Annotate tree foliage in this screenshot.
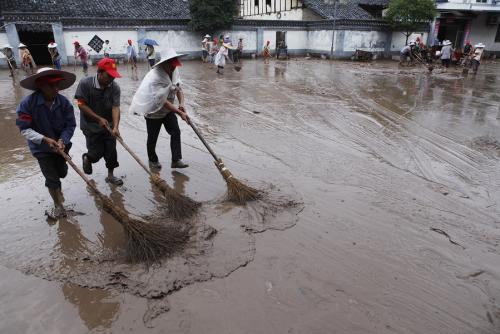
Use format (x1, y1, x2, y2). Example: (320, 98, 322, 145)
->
(385, 0, 437, 43)
(189, 0, 239, 32)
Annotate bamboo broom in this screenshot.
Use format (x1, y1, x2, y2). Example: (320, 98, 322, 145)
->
(59, 149, 188, 264)
(188, 121, 260, 204)
(107, 127, 200, 219)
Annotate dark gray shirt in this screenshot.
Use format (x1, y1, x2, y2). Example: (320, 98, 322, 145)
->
(75, 75, 120, 135)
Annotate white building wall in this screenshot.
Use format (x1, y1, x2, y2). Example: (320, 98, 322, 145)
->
(343, 31, 386, 52)
(230, 30, 259, 52)
(241, 0, 302, 18)
(307, 30, 335, 52)
(468, 13, 500, 52)
(63, 30, 138, 57)
(390, 32, 428, 51)
(286, 30, 308, 50)
(146, 30, 200, 53)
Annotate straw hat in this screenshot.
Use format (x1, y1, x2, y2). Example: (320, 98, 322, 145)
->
(20, 67, 76, 91)
(18, 43, 27, 48)
(443, 40, 452, 46)
(153, 49, 188, 68)
(48, 42, 58, 48)
(204, 34, 211, 38)
(409, 41, 416, 46)
(475, 43, 485, 48)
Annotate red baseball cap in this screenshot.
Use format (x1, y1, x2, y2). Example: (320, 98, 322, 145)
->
(97, 58, 121, 78)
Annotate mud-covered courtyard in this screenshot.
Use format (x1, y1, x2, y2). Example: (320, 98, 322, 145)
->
(1, 59, 499, 333)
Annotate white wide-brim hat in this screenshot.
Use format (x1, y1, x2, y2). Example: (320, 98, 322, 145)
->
(20, 67, 76, 91)
(475, 43, 485, 48)
(204, 34, 211, 38)
(18, 43, 27, 48)
(443, 40, 452, 46)
(48, 42, 58, 48)
(153, 49, 188, 68)
(3, 44, 13, 49)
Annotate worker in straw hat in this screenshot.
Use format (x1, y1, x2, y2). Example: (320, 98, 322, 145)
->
(73, 41, 89, 75)
(440, 40, 453, 69)
(472, 43, 485, 74)
(1, 44, 17, 77)
(48, 42, 62, 70)
(399, 41, 415, 66)
(75, 58, 124, 185)
(129, 49, 190, 170)
(201, 34, 210, 63)
(15, 67, 77, 219)
(18, 43, 36, 74)
(215, 41, 235, 74)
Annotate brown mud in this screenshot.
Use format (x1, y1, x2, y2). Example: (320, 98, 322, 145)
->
(0, 59, 499, 333)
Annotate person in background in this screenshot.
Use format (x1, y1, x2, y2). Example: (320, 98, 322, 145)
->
(129, 49, 190, 170)
(146, 43, 156, 68)
(399, 41, 415, 66)
(73, 41, 89, 75)
(16, 67, 77, 219)
(75, 58, 124, 185)
(126, 39, 137, 70)
(276, 40, 288, 60)
(19, 43, 36, 75)
(472, 43, 485, 74)
(263, 41, 271, 64)
(207, 37, 216, 65)
(201, 34, 210, 63)
(48, 42, 62, 70)
(463, 40, 472, 57)
(215, 41, 229, 74)
(1, 44, 17, 77)
(440, 40, 453, 69)
(234, 37, 243, 63)
(103, 40, 111, 58)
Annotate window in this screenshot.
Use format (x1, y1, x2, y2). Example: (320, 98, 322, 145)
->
(476, 0, 487, 3)
(255, 0, 259, 6)
(496, 25, 500, 42)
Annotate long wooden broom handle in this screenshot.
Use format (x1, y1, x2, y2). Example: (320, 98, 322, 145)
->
(105, 126, 152, 176)
(189, 121, 220, 162)
(58, 149, 103, 197)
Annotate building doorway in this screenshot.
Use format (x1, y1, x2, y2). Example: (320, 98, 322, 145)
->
(276, 31, 288, 59)
(17, 24, 55, 65)
(437, 17, 467, 48)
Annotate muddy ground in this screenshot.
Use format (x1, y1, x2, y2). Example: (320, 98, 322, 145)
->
(0, 59, 499, 333)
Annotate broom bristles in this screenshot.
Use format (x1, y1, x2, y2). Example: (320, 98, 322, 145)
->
(214, 159, 260, 204)
(99, 191, 189, 264)
(150, 174, 200, 219)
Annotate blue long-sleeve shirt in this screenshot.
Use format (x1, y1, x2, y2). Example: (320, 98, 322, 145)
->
(16, 91, 76, 157)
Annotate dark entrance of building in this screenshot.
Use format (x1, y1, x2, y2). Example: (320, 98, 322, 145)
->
(17, 24, 55, 65)
(437, 15, 470, 48)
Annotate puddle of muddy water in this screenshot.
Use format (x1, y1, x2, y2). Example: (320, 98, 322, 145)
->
(1, 59, 500, 333)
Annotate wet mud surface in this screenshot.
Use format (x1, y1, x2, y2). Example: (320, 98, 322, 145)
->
(1, 59, 500, 333)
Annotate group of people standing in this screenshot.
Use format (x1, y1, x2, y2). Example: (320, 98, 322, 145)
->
(15, 48, 190, 219)
(201, 34, 243, 74)
(1, 43, 37, 76)
(400, 36, 486, 74)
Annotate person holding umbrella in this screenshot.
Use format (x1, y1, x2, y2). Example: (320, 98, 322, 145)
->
(48, 42, 62, 70)
(15, 67, 77, 219)
(128, 49, 190, 170)
(1, 44, 17, 77)
(75, 58, 124, 185)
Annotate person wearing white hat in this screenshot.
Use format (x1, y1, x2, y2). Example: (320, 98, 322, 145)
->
(472, 43, 485, 74)
(1, 44, 17, 77)
(18, 43, 36, 75)
(399, 41, 415, 66)
(15, 67, 77, 219)
(215, 42, 234, 74)
(201, 34, 211, 63)
(129, 49, 190, 170)
(440, 40, 453, 69)
(48, 42, 62, 70)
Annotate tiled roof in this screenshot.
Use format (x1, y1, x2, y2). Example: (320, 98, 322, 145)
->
(0, 0, 190, 19)
(303, 0, 375, 20)
(352, 0, 390, 6)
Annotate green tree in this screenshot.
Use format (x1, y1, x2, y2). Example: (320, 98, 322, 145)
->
(385, 0, 437, 44)
(189, 0, 239, 31)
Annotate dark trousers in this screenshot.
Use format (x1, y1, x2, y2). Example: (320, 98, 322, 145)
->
(148, 59, 155, 67)
(145, 112, 182, 163)
(37, 153, 68, 189)
(85, 131, 119, 170)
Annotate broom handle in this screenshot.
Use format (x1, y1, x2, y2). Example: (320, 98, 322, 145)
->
(189, 121, 220, 162)
(105, 126, 152, 176)
(58, 149, 103, 197)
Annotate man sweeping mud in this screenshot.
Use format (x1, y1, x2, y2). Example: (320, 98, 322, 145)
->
(129, 49, 190, 170)
(75, 58, 124, 185)
(15, 68, 77, 219)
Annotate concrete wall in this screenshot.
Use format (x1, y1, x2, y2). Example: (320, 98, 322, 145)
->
(241, 0, 303, 18)
(390, 32, 428, 51)
(343, 30, 386, 52)
(307, 29, 335, 54)
(241, 8, 321, 20)
(0, 33, 9, 66)
(468, 13, 500, 52)
(63, 30, 139, 59)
